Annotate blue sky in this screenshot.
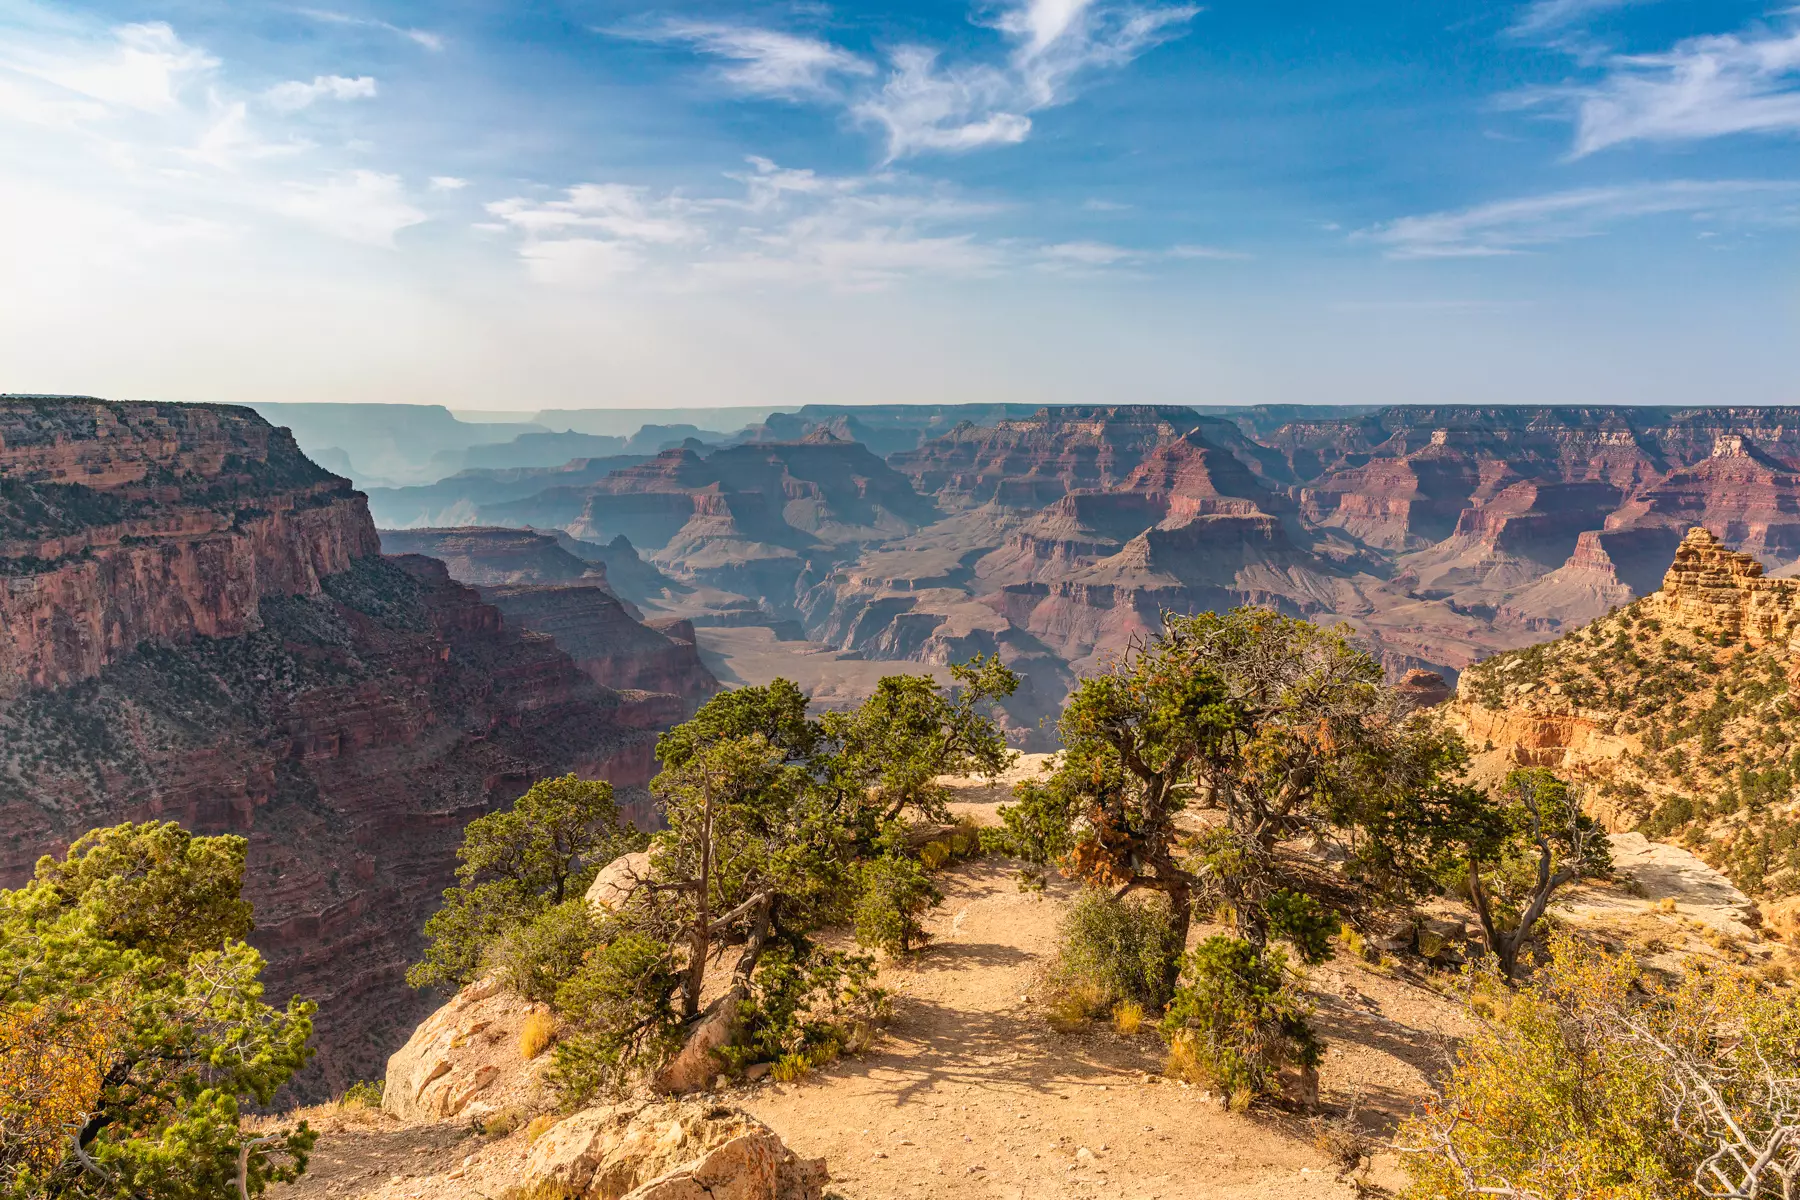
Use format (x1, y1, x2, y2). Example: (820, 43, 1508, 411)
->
(1, 0, 1796, 409)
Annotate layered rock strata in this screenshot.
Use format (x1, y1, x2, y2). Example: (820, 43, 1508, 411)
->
(1446, 527, 1800, 895)
(0, 399, 673, 1094)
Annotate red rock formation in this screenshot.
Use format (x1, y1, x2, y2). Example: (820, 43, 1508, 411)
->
(481, 583, 718, 703)
(888, 406, 1197, 510)
(0, 400, 378, 691)
(377, 526, 606, 589)
(0, 399, 679, 1096)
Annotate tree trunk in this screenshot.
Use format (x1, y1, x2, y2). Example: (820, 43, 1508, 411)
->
(1160, 879, 1192, 1005)
(683, 786, 716, 1021)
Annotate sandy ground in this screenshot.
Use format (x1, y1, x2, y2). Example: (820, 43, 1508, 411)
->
(739, 856, 1439, 1200)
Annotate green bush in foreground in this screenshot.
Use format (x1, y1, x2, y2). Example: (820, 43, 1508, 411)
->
(1050, 887, 1179, 1019)
(0, 821, 315, 1200)
(1161, 936, 1318, 1104)
(854, 853, 942, 955)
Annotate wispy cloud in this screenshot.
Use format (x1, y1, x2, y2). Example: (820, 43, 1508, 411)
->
(0, 12, 440, 250)
(295, 9, 443, 52)
(264, 74, 376, 113)
(1507, 0, 1639, 39)
(630, 22, 874, 98)
(1, 21, 215, 113)
(272, 170, 426, 246)
(1554, 20, 1800, 155)
(1362, 179, 1800, 258)
(615, 0, 1197, 161)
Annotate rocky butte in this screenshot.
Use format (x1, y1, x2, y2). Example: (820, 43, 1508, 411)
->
(0, 398, 708, 1093)
(1447, 526, 1800, 898)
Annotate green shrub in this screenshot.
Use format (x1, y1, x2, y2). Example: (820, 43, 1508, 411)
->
(1050, 887, 1179, 1016)
(1266, 888, 1337, 965)
(718, 946, 887, 1076)
(854, 853, 942, 955)
(918, 840, 952, 871)
(487, 898, 599, 1005)
(1160, 936, 1319, 1101)
(337, 1079, 385, 1109)
(948, 816, 984, 858)
(547, 932, 683, 1107)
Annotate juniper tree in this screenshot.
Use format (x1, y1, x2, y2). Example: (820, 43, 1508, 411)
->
(0, 822, 315, 1200)
(1004, 607, 1479, 994)
(410, 774, 640, 992)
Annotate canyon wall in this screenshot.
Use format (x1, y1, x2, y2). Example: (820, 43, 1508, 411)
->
(0, 399, 676, 1094)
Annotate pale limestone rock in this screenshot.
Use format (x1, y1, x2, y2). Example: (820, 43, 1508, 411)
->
(588, 851, 653, 913)
(523, 1101, 826, 1200)
(382, 975, 550, 1121)
(653, 993, 745, 1095)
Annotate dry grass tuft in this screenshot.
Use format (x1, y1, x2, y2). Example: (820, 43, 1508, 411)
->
(1111, 1000, 1145, 1036)
(525, 1113, 559, 1145)
(771, 1053, 812, 1084)
(520, 1010, 556, 1060)
(1047, 980, 1107, 1033)
(483, 1106, 528, 1137)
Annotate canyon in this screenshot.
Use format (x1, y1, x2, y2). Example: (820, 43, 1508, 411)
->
(14, 395, 1800, 1099)
(357, 403, 1800, 744)
(0, 398, 716, 1094)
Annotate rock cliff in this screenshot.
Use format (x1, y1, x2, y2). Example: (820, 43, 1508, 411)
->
(0, 399, 678, 1094)
(1446, 527, 1800, 897)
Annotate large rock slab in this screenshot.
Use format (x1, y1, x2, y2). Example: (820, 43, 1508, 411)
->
(524, 1100, 827, 1200)
(383, 975, 550, 1121)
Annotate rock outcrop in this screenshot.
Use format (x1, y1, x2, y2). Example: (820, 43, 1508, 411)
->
(1447, 527, 1800, 897)
(482, 584, 718, 703)
(383, 975, 551, 1122)
(524, 1102, 828, 1200)
(377, 526, 607, 589)
(0, 400, 379, 691)
(0, 399, 681, 1094)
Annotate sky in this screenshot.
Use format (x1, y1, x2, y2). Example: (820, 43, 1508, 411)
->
(1, 0, 1797, 410)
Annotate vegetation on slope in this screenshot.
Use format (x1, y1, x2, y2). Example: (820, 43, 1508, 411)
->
(1460, 599, 1800, 898)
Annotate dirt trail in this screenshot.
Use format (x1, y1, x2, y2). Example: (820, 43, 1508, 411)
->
(742, 859, 1396, 1200)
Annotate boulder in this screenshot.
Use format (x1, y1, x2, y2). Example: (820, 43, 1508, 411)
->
(588, 851, 653, 913)
(382, 975, 550, 1121)
(653, 992, 746, 1095)
(523, 1100, 827, 1200)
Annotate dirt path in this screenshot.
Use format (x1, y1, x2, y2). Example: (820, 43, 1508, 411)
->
(741, 859, 1385, 1200)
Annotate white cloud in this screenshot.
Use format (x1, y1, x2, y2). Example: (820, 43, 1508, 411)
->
(488, 158, 1016, 289)
(638, 22, 873, 98)
(487, 185, 704, 244)
(186, 98, 308, 169)
(1552, 21, 1800, 155)
(3, 21, 216, 113)
(270, 170, 426, 247)
(295, 10, 444, 52)
(617, 0, 1196, 161)
(1168, 243, 1249, 259)
(429, 176, 469, 191)
(264, 74, 377, 113)
(853, 49, 1032, 158)
(1362, 179, 1800, 258)
(1507, 0, 1638, 38)
(520, 238, 643, 286)
(1042, 239, 1140, 264)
